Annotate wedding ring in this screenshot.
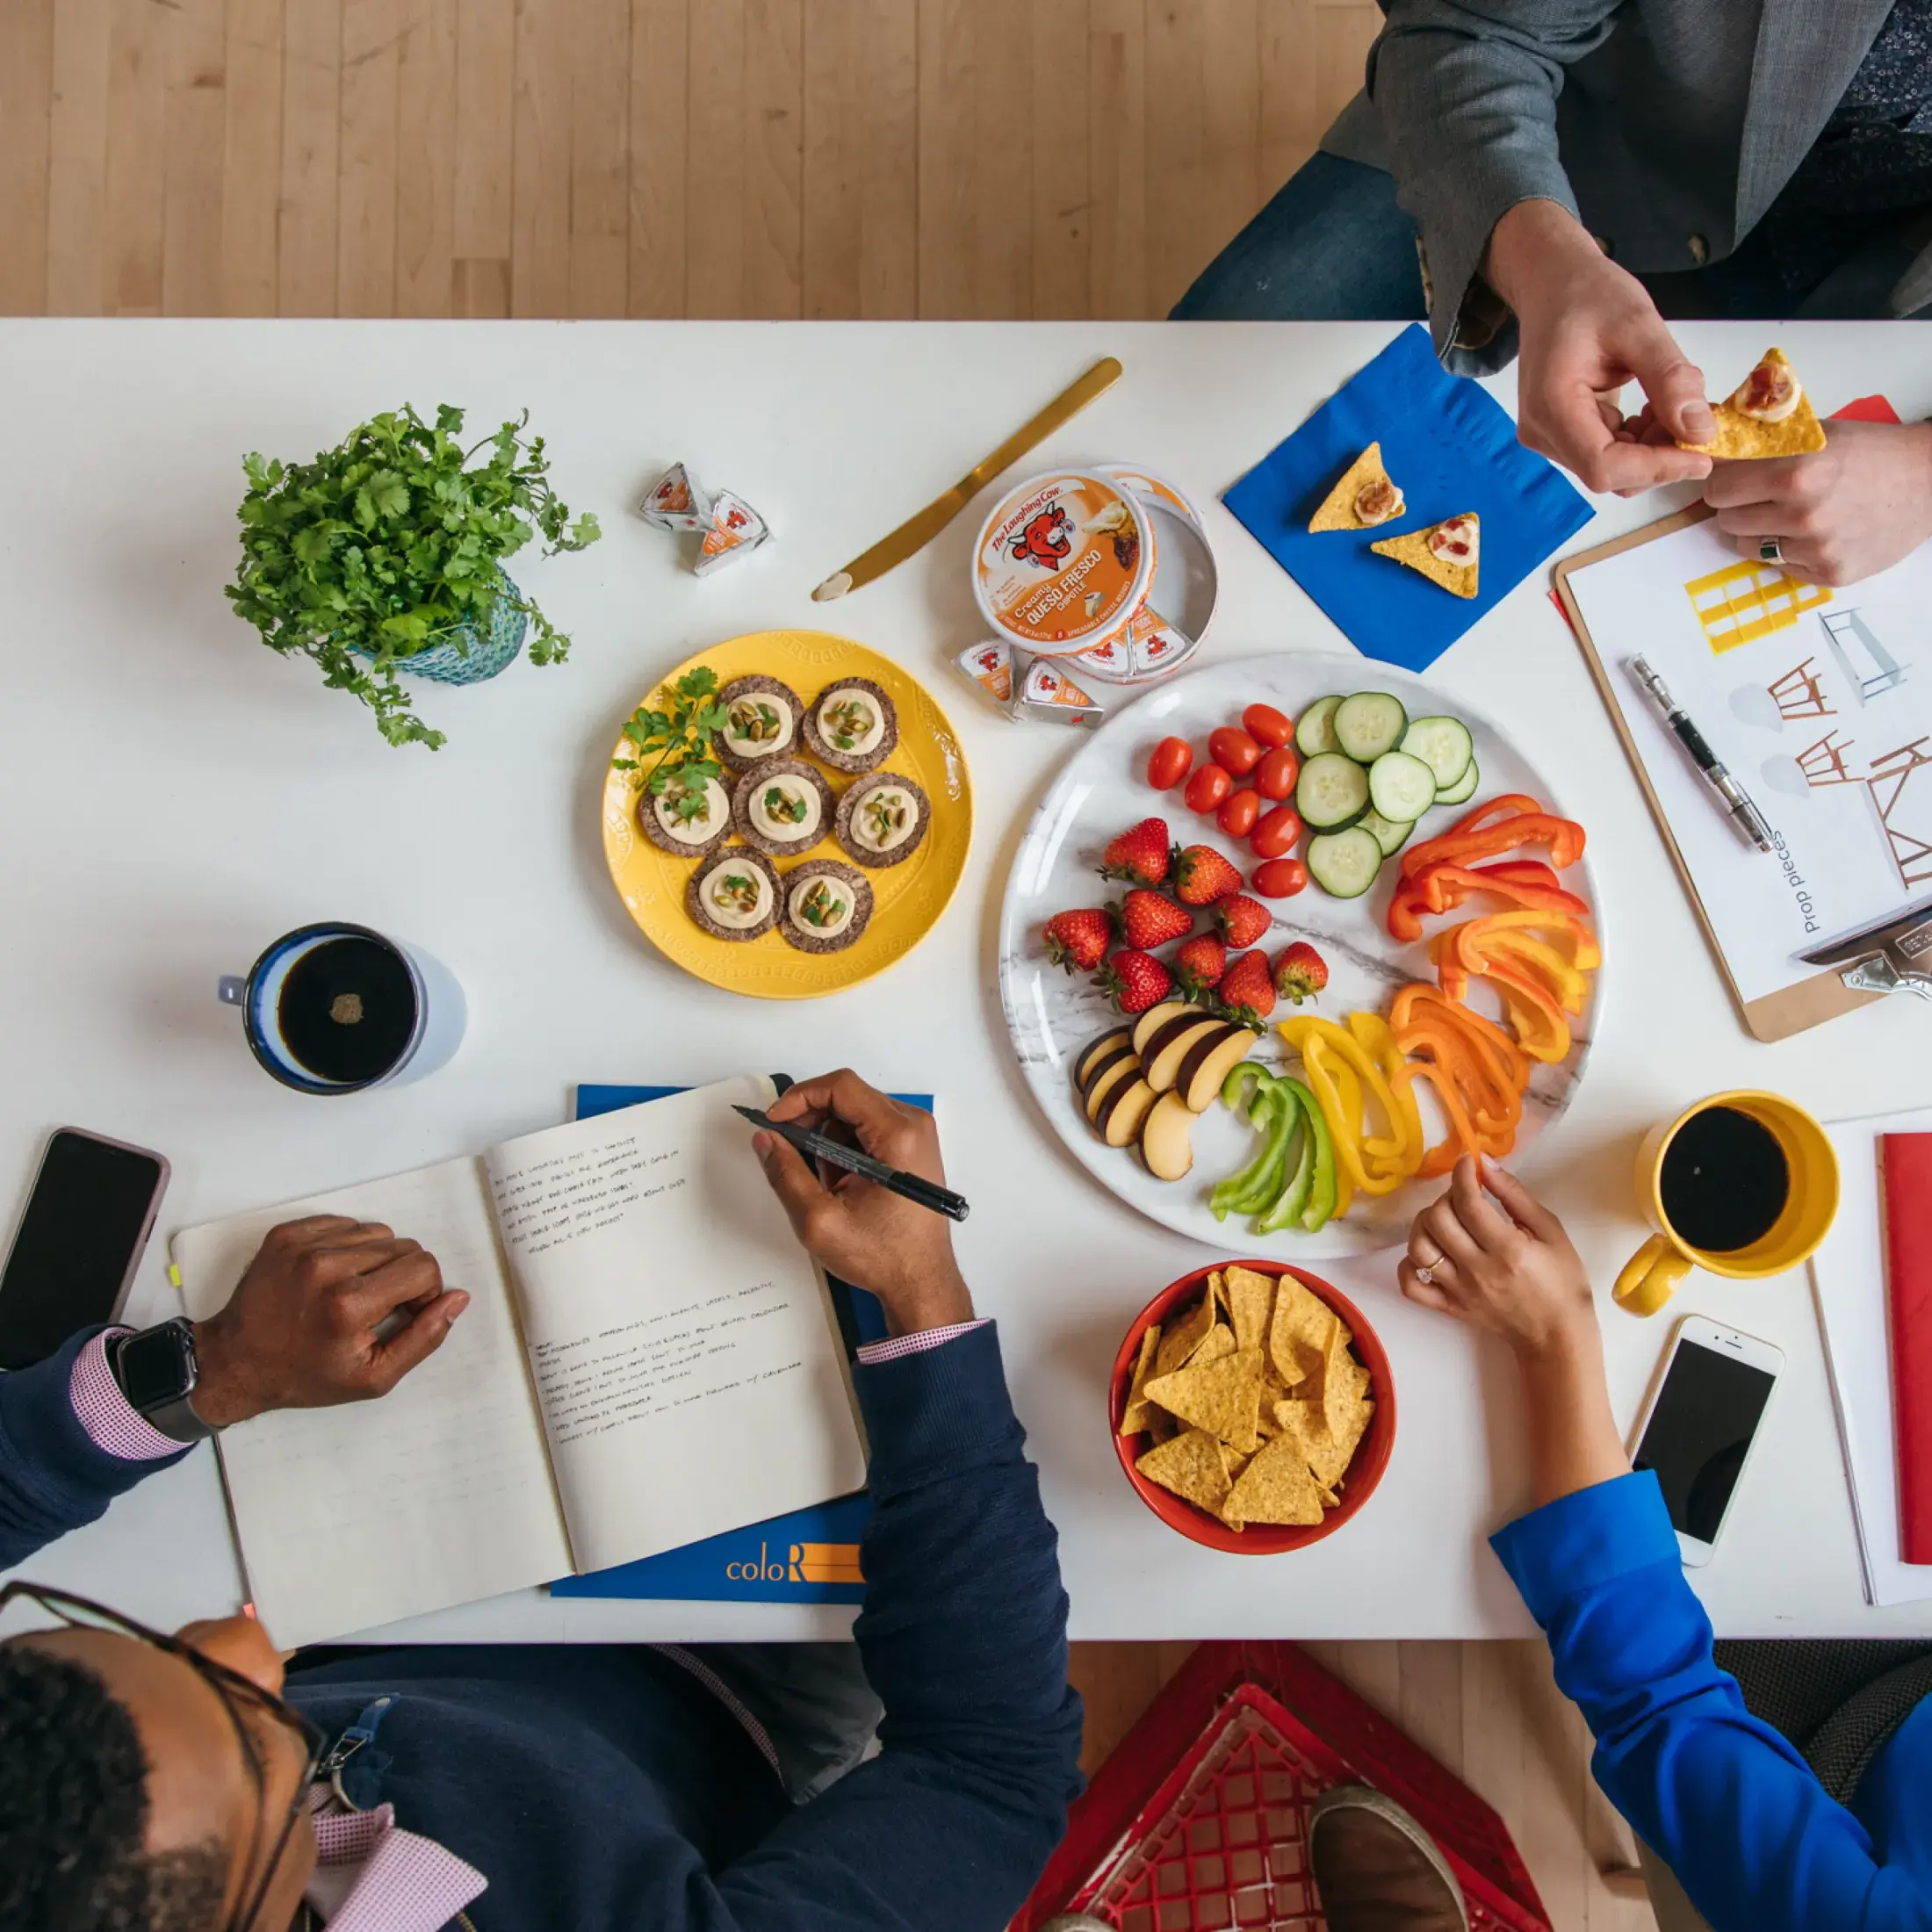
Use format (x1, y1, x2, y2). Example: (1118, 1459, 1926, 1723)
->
(1760, 537, 1784, 565)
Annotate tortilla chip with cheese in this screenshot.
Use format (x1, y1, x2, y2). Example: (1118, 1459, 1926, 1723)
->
(1372, 513, 1480, 599)
(1676, 347, 1826, 460)
(1309, 442, 1407, 533)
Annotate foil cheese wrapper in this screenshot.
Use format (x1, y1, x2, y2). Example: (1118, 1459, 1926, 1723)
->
(693, 491, 773, 576)
(1019, 659, 1103, 725)
(638, 461, 712, 532)
(953, 639, 1017, 712)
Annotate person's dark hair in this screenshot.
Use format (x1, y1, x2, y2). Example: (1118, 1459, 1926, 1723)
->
(0, 1644, 229, 1932)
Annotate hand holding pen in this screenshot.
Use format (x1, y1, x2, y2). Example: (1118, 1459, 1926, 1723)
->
(747, 1070, 977, 1337)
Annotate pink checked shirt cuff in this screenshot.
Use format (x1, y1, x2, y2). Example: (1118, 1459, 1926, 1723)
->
(68, 1330, 184, 1462)
(306, 1794, 487, 1932)
(855, 1318, 989, 1366)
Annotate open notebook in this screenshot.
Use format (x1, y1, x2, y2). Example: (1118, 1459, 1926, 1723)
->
(170, 1074, 868, 1649)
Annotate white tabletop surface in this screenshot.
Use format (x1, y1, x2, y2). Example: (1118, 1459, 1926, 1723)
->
(3, 317, 1930, 1644)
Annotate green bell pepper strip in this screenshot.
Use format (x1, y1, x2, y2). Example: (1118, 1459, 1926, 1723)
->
(1265, 1074, 1337, 1233)
(1254, 1094, 1318, 1234)
(1212, 1074, 1294, 1220)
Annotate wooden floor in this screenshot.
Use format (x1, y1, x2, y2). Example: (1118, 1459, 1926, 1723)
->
(2, 0, 1655, 1922)
(0, 0, 1388, 320)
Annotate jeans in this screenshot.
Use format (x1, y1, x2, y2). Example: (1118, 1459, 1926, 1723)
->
(1171, 151, 1929, 324)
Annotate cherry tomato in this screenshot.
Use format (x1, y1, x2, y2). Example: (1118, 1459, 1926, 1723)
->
(1146, 735, 1193, 790)
(1208, 726, 1262, 777)
(1254, 746, 1300, 801)
(1252, 857, 1308, 898)
(1243, 703, 1294, 749)
(1184, 763, 1233, 814)
(1250, 804, 1303, 860)
(1217, 788, 1261, 839)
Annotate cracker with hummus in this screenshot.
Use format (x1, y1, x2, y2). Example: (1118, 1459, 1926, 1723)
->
(638, 768, 735, 859)
(731, 759, 837, 860)
(714, 674, 805, 770)
(804, 677, 900, 775)
(778, 858, 874, 955)
(686, 846, 782, 941)
(1309, 442, 1406, 533)
(1676, 347, 1826, 459)
(1372, 511, 1480, 599)
(835, 770, 930, 869)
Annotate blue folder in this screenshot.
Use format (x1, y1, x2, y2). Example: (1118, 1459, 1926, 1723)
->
(547, 1083, 926, 1605)
(1222, 324, 1594, 672)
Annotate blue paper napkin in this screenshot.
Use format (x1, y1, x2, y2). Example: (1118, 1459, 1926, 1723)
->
(1222, 325, 1594, 672)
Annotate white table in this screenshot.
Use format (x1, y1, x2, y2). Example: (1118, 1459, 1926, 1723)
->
(3, 318, 1928, 1643)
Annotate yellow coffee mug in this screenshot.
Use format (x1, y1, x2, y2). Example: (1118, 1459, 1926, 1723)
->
(1613, 1091, 1840, 1316)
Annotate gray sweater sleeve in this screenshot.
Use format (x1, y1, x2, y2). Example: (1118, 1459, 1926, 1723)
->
(1366, 0, 1624, 372)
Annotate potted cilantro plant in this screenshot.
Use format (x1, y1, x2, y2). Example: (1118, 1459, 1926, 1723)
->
(226, 403, 601, 748)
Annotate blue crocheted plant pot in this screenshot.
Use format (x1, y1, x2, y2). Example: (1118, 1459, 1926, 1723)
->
(400, 569, 528, 684)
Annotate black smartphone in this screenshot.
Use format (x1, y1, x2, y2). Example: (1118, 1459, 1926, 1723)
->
(0, 1129, 170, 1371)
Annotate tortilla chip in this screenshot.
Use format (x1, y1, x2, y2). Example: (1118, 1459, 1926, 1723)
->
(1223, 1433, 1328, 1526)
(1372, 515, 1480, 599)
(1322, 1326, 1360, 1438)
(1309, 441, 1405, 533)
(1676, 348, 1827, 459)
(1154, 1281, 1221, 1377)
(1147, 1408, 1178, 1444)
(1224, 1448, 1253, 1482)
(1145, 1346, 1266, 1454)
(1274, 1394, 1374, 1492)
(1193, 1323, 1237, 1370)
(1269, 1277, 1338, 1389)
(1136, 1427, 1232, 1514)
(1119, 1323, 1163, 1435)
(1224, 1266, 1276, 1354)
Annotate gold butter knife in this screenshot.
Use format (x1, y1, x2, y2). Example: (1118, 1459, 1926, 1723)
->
(811, 356, 1124, 602)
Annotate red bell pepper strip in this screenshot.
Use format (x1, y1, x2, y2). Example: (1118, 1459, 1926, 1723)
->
(1388, 862, 1591, 942)
(1399, 811, 1588, 883)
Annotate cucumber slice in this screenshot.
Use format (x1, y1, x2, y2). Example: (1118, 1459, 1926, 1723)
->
(1399, 716, 1474, 789)
(1306, 825, 1385, 899)
(1436, 756, 1481, 807)
(1294, 695, 1345, 758)
(1295, 751, 1370, 831)
(1367, 749, 1438, 823)
(1333, 691, 1409, 762)
(1359, 808, 1416, 858)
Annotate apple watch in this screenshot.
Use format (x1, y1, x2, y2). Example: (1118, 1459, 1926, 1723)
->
(107, 1318, 220, 1443)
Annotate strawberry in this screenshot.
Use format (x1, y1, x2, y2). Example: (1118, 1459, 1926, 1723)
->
(1096, 948, 1174, 1015)
(1099, 817, 1171, 887)
(1043, 907, 1114, 974)
(1172, 842, 1244, 907)
(1272, 941, 1330, 1005)
(1217, 949, 1276, 1027)
(1114, 889, 1192, 950)
(1214, 892, 1272, 949)
(1173, 933, 1228, 998)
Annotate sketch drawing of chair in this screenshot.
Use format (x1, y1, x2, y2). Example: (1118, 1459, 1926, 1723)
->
(1820, 609, 1910, 704)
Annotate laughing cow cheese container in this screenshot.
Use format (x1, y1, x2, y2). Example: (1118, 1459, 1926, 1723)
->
(972, 472, 1157, 659)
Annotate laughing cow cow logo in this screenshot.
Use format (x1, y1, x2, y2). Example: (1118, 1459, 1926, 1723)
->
(1010, 504, 1074, 571)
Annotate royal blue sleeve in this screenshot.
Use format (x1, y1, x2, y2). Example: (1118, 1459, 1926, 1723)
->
(0, 1329, 189, 1572)
(704, 1321, 1085, 1932)
(1493, 1471, 1932, 1931)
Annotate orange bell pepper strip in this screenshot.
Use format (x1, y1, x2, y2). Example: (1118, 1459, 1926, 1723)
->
(1386, 863, 1591, 942)
(1395, 1058, 1485, 1178)
(1477, 932, 1590, 1014)
(1400, 985, 1532, 1093)
(1449, 907, 1601, 970)
(1393, 1001, 1525, 1149)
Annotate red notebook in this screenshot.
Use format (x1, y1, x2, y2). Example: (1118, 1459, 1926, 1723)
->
(1883, 1133, 1932, 1563)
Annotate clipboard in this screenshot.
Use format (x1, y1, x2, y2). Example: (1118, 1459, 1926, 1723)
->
(1554, 505, 1885, 1043)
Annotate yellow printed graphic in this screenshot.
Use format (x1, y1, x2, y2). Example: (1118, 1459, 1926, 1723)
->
(790, 1542, 865, 1586)
(1683, 560, 1832, 653)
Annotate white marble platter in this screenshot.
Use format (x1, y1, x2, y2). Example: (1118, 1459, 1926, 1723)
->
(997, 652, 1603, 1258)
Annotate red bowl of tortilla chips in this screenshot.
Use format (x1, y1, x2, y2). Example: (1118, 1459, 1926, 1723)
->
(1109, 1261, 1395, 1554)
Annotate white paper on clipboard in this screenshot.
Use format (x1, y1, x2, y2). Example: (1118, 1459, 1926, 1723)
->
(1562, 518, 1932, 1006)
(1810, 1105, 1932, 1607)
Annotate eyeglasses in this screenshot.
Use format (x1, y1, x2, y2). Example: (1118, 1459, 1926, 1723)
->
(0, 1582, 327, 1932)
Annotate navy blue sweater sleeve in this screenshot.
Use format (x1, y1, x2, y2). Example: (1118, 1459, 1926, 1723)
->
(0, 1329, 189, 1571)
(1494, 1471, 1932, 1932)
(701, 1321, 1084, 1932)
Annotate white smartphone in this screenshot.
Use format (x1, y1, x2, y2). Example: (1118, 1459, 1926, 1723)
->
(1628, 1315, 1784, 1568)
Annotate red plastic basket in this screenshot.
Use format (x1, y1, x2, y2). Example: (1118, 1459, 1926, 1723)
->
(1017, 1642, 1550, 1932)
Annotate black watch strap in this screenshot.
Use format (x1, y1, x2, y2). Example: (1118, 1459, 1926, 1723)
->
(107, 1319, 220, 1443)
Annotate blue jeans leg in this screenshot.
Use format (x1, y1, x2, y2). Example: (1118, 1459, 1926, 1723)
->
(1170, 152, 1426, 321)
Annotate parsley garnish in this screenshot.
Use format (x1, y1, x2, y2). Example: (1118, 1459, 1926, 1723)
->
(762, 783, 809, 825)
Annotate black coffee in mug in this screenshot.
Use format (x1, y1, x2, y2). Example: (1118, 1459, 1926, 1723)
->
(1659, 1105, 1791, 1253)
(276, 936, 419, 1085)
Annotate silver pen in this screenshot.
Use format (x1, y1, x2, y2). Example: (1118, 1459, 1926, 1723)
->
(1627, 655, 1774, 854)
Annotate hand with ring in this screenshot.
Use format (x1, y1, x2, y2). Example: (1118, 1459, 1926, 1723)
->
(1398, 1157, 1598, 1363)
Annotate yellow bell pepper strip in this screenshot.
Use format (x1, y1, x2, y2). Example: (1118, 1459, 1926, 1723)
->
(1280, 1016, 1414, 1197)
(1446, 907, 1602, 970)
(1476, 931, 1590, 1015)
(1345, 1011, 1425, 1180)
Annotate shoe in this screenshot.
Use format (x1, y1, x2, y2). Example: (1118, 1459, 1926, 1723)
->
(1309, 1784, 1468, 1932)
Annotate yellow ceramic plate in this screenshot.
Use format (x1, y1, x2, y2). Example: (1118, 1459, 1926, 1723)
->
(602, 630, 972, 999)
